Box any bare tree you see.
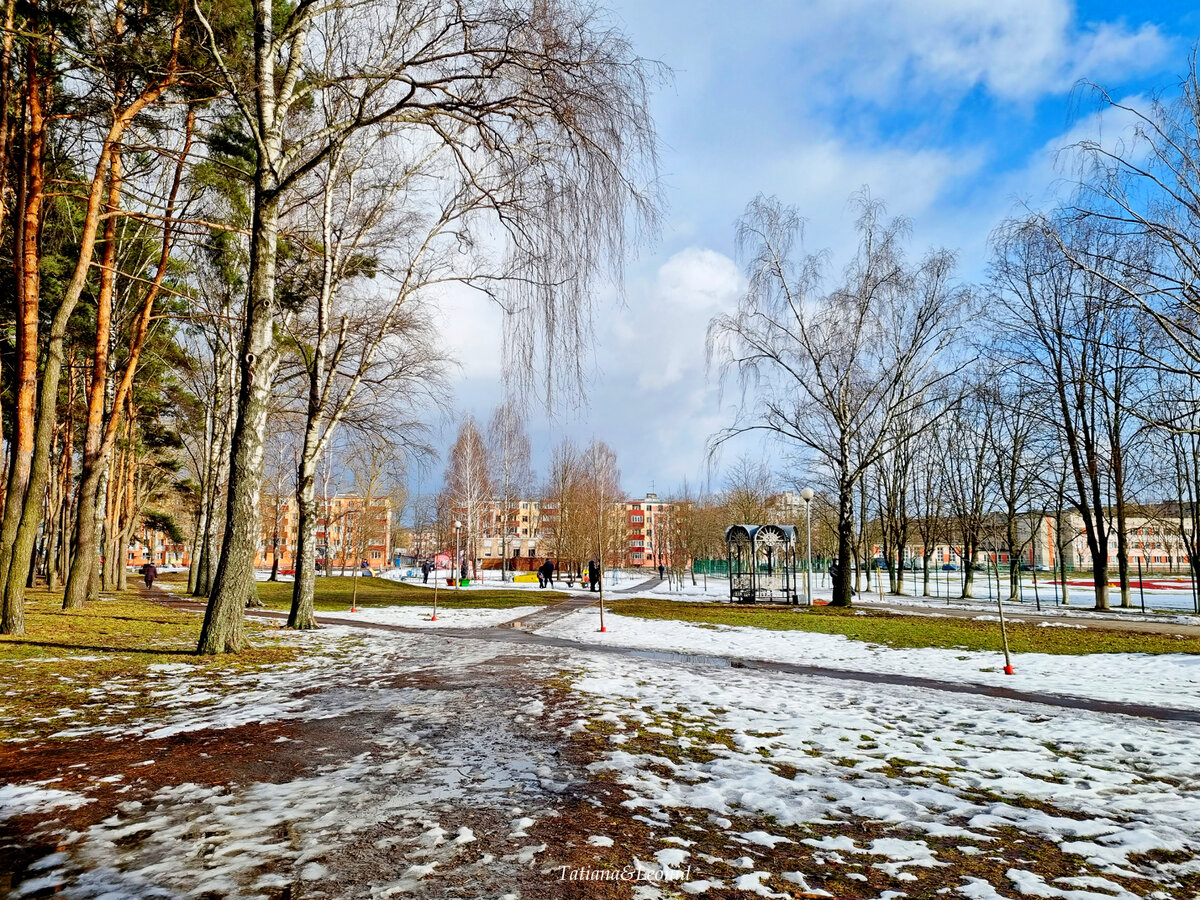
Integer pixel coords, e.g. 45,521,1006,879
709,191,969,606
487,405,533,582
981,365,1052,599
721,456,774,524
542,438,585,574
192,0,662,652
942,381,996,599
582,440,623,573
343,435,400,610
444,416,491,579
990,218,1133,609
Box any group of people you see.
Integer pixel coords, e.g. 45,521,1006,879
534,559,602,591
417,560,467,583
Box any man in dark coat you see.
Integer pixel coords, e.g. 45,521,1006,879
421,561,430,584
143,562,158,589
587,560,599,592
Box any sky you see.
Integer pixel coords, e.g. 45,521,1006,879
426,0,1200,502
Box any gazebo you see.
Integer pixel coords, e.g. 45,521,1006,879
724,524,804,605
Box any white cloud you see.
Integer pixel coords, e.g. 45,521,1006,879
793,0,1170,104
612,247,742,390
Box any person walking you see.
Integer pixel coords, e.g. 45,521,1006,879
421,561,430,584
657,563,665,581
143,561,158,589
587,560,599,592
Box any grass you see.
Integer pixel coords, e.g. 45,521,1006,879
0,590,299,741
252,576,565,611
608,596,1200,655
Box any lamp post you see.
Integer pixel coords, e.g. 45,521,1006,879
801,488,814,604
454,520,462,590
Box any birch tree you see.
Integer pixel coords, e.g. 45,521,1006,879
487,405,533,582
444,416,491,578
192,0,661,652
709,192,969,607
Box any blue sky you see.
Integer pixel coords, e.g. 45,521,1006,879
432,0,1200,500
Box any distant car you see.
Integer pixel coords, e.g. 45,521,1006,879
1019,563,1034,572
1035,565,1051,572
941,563,958,571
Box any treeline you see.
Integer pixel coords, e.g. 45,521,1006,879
711,63,1200,610
0,0,660,651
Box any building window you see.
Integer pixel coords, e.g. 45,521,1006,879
528,548,536,557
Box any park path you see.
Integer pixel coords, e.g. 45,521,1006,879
151,587,1200,725
613,574,662,593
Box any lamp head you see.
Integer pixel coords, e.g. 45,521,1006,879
454,520,462,529
800,488,814,502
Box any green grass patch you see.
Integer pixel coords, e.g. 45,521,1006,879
608,597,1200,655
252,576,564,611
0,591,298,741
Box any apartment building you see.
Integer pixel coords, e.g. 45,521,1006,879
126,526,191,569
624,493,672,568
883,507,1196,573
256,495,393,572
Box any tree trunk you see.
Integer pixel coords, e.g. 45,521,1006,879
831,480,854,607
63,154,122,609
288,465,319,629
196,183,280,654
0,55,46,634
961,542,975,599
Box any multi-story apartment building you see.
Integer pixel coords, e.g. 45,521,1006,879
882,506,1196,573
255,495,393,573
624,493,672,568
126,526,192,569
455,492,677,569
477,499,544,568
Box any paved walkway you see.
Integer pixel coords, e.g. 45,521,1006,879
154,591,1200,725
500,593,599,630
614,575,663,593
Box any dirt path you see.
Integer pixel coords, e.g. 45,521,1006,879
1,616,658,899
152,590,1200,725
10,587,1200,898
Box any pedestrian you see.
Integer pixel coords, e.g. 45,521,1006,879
657,563,665,580
537,564,546,588
543,559,555,587
460,559,468,582
588,560,599,592
143,561,158,589
421,561,430,584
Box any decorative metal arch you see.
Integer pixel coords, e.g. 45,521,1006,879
724,524,802,605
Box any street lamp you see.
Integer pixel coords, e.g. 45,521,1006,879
800,488,814,604
454,520,462,590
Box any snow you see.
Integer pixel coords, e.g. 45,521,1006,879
11,586,1200,897
0,784,92,821
564,648,1200,893
337,605,542,628
538,608,1200,712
